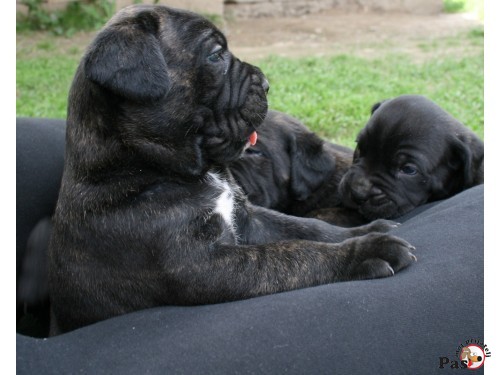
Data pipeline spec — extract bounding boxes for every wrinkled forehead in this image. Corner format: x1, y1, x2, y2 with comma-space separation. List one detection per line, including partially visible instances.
109, 5, 227, 48
359, 97, 455, 151
160, 7, 227, 47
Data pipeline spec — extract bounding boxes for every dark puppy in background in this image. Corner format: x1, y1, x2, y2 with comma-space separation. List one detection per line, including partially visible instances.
48, 5, 415, 335
230, 110, 356, 218
229, 111, 370, 227
231, 96, 483, 226
339, 94, 484, 220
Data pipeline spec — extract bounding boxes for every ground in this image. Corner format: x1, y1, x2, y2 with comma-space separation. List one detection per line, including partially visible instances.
225, 9, 483, 63
17, 8, 483, 62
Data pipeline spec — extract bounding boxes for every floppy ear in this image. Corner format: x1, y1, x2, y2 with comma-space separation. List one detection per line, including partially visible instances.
370, 100, 387, 115
449, 132, 484, 187
289, 131, 335, 201
432, 131, 484, 201
84, 11, 169, 101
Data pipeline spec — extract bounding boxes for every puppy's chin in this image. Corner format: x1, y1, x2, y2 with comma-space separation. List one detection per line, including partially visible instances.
203, 112, 266, 166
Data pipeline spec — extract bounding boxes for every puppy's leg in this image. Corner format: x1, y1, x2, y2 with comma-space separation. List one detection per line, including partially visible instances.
171, 233, 416, 304
305, 207, 369, 227
240, 205, 398, 245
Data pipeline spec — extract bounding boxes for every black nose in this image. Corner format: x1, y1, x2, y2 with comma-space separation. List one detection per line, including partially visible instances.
349, 177, 372, 203
262, 79, 270, 94
477, 356, 482, 361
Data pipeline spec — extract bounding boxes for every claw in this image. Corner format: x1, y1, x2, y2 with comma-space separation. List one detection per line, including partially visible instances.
387, 265, 395, 276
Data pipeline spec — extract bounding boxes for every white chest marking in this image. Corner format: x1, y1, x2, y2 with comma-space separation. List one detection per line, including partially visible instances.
207, 172, 235, 228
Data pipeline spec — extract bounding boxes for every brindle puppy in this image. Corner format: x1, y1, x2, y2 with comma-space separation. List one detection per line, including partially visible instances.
48, 5, 415, 335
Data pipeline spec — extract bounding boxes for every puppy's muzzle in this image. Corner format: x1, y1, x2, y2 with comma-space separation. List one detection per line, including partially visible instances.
349, 175, 375, 203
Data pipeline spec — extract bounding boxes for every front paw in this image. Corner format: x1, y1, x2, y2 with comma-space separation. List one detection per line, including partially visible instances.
349, 218, 400, 236
306, 207, 368, 227
341, 233, 416, 280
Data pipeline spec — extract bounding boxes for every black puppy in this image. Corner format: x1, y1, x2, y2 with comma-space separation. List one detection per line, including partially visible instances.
339, 95, 484, 220
229, 111, 369, 227
48, 5, 415, 335
230, 110, 355, 217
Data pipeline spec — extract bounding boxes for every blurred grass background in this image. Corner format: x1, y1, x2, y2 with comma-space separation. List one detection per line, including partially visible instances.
16, 0, 484, 148
257, 40, 483, 145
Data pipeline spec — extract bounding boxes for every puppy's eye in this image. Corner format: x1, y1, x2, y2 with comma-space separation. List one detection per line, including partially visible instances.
208, 49, 224, 63
400, 164, 418, 175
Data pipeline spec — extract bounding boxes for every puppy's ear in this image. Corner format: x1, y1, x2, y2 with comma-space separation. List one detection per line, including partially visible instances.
370, 100, 386, 115
84, 10, 169, 101
449, 132, 484, 187
289, 131, 335, 201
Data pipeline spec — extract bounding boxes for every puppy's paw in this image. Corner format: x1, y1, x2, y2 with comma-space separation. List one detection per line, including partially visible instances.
342, 233, 416, 280
349, 218, 400, 236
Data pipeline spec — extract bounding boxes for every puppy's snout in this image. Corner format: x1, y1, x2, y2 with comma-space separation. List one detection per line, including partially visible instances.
349, 177, 373, 203
248, 64, 269, 95
369, 186, 385, 202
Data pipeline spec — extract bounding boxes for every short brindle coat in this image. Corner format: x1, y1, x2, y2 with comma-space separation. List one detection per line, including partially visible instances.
48, 5, 415, 335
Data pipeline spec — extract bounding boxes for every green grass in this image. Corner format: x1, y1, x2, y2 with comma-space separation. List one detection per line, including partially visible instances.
443, 0, 484, 19
16, 30, 483, 148
259, 52, 483, 146
17, 55, 78, 118
17, 0, 115, 36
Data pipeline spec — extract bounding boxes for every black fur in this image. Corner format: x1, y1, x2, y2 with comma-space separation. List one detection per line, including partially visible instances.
339, 94, 484, 220
230, 110, 365, 225
48, 5, 415, 335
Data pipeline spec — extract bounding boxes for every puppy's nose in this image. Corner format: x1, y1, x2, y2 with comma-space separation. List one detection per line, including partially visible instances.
262, 79, 270, 95
350, 177, 372, 203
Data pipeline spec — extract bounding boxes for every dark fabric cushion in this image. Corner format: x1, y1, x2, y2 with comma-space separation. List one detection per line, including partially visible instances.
16, 118, 484, 374
16, 118, 66, 275
16, 118, 66, 337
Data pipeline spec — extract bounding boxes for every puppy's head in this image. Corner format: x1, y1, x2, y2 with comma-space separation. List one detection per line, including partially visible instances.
339, 95, 483, 220
69, 5, 268, 179
229, 111, 336, 210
